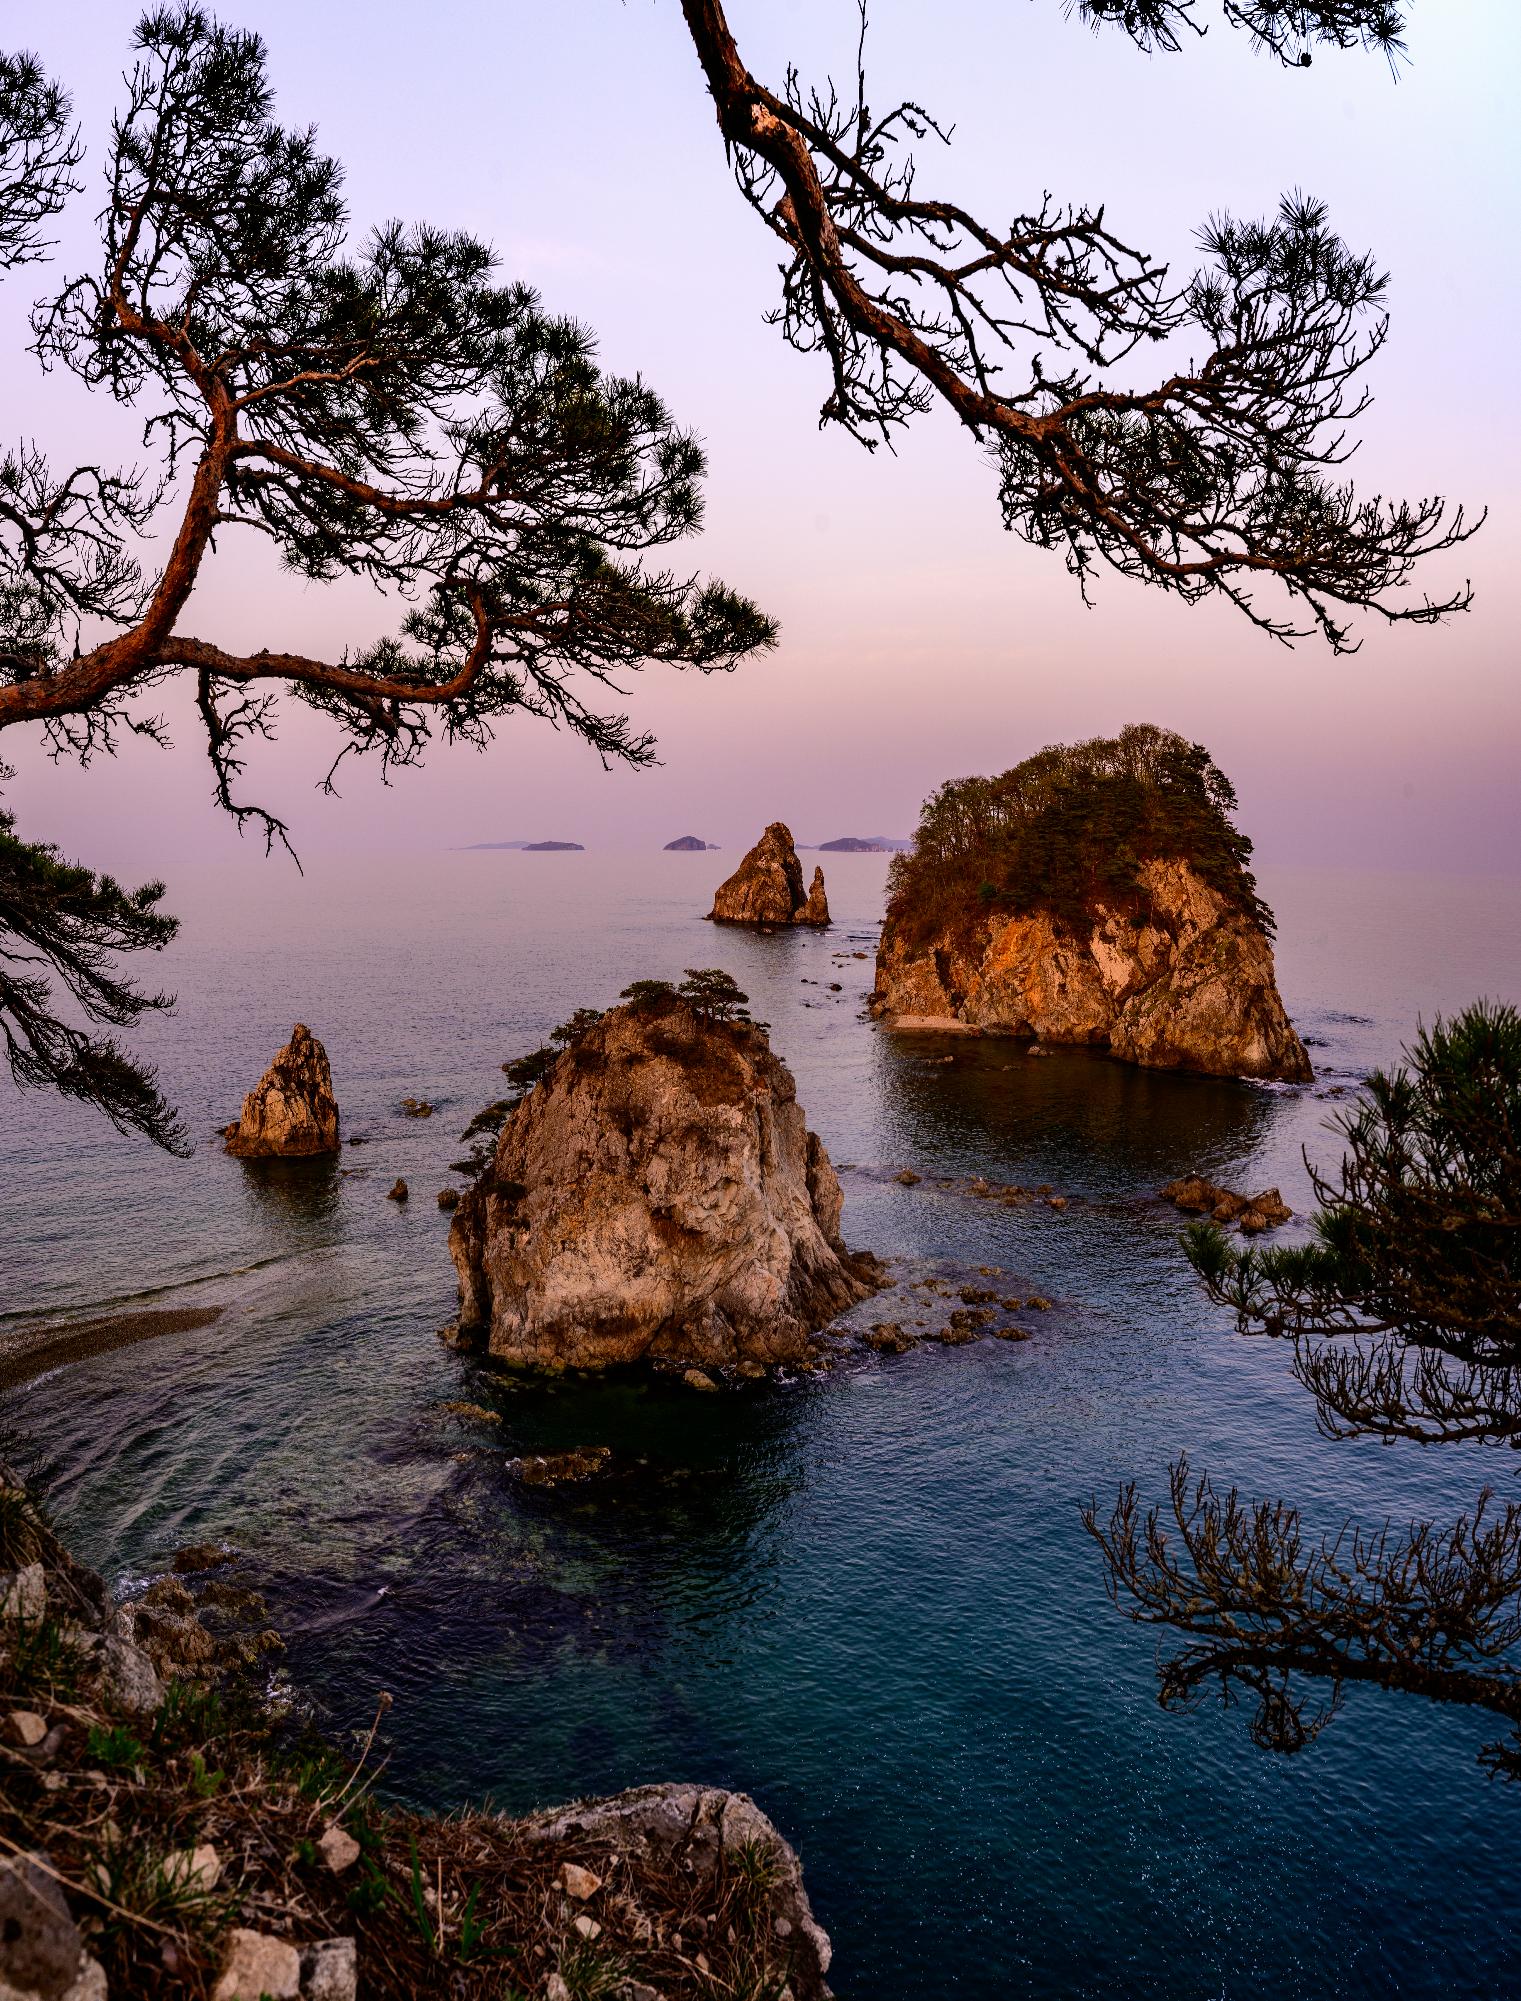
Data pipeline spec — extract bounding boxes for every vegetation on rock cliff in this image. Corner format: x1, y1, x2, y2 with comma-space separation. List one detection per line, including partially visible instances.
885, 724, 1273, 950
1089, 1001, 1521, 1775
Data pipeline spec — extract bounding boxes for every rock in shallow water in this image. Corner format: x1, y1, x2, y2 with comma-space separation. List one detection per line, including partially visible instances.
707, 822, 830, 927
225, 1023, 340, 1157
448, 995, 876, 1372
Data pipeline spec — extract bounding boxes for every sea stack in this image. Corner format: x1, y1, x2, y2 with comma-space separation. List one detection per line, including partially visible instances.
448, 992, 875, 1370
224, 1024, 341, 1157
707, 822, 830, 927
871, 727, 1312, 1083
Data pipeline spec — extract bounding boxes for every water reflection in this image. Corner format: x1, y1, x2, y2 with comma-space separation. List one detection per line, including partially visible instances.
876, 1035, 1286, 1193
233, 1152, 343, 1229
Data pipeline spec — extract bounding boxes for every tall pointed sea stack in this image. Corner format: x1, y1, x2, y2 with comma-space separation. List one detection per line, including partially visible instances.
707, 823, 830, 927
224, 1024, 341, 1156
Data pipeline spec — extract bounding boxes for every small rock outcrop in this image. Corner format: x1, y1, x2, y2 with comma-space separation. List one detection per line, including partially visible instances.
871, 729, 1311, 1083
1161, 1176, 1293, 1233
224, 1024, 340, 1157
664, 834, 714, 851
520, 1784, 833, 2000
707, 823, 830, 927
449, 995, 874, 1370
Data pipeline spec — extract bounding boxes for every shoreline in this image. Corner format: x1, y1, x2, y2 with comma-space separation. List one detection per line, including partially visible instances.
0, 1304, 226, 1392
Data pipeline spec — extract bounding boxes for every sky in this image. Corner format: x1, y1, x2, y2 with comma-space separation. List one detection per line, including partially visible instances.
3, 0, 1517, 872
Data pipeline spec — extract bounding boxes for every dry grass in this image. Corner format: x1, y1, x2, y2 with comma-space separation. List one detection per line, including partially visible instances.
1, 1475, 820, 1999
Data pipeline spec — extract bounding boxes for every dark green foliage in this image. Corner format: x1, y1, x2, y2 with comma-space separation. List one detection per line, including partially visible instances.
618, 978, 679, 1010
677, 967, 752, 1023
0, 47, 80, 273
6, 1612, 89, 1705
550, 1008, 604, 1045
0, 801, 186, 1150
1185, 1001, 1521, 1409
87, 1720, 149, 1771
0, 8, 774, 1147
886, 723, 1270, 949
1089, 1002, 1521, 1776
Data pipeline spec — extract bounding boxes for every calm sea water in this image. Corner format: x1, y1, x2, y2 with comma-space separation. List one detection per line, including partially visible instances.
4, 852, 1521, 1999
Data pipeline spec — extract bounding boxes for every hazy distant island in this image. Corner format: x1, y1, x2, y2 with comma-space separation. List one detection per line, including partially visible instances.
458, 839, 584, 851
664, 834, 717, 850
871, 725, 1311, 1083
813, 835, 913, 852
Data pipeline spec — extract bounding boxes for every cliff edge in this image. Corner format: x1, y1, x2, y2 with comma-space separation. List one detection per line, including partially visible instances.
871, 727, 1311, 1083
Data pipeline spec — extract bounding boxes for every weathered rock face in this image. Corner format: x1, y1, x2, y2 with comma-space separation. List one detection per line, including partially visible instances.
873, 858, 1311, 1082
707, 822, 829, 927
224, 1023, 340, 1156
521, 1784, 833, 1999
448, 997, 873, 1369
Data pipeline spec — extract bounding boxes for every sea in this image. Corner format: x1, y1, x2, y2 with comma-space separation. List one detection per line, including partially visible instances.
3, 851, 1520, 1999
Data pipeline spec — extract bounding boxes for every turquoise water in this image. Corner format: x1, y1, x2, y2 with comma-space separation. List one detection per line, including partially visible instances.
4, 853, 1521, 1997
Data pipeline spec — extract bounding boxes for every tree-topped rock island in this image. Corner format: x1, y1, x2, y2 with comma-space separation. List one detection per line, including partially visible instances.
871, 727, 1312, 1083
707, 822, 830, 926
448, 973, 876, 1372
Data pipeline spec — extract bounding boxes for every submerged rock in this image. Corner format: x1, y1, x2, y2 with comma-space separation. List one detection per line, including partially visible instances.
505, 1446, 612, 1487
1161, 1176, 1293, 1231
448, 994, 876, 1371
707, 822, 830, 927
224, 1023, 340, 1157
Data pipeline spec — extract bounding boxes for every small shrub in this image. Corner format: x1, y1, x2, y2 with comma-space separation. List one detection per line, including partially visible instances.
86, 1721, 148, 1772
5, 1613, 88, 1704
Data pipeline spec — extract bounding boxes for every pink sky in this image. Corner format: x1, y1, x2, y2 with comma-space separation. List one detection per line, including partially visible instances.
5, 0, 1517, 873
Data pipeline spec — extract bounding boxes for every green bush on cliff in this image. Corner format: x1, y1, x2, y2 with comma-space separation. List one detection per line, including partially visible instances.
886, 724, 1273, 947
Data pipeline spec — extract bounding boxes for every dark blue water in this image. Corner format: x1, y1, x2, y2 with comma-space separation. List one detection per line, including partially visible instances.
4, 853, 1520, 1998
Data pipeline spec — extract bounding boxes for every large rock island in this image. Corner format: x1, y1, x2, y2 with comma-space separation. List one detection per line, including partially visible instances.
224, 1023, 341, 1155
871, 727, 1311, 1082
449, 985, 874, 1369
707, 822, 830, 926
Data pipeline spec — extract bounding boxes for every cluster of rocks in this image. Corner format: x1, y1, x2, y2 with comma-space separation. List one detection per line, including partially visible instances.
1160, 1176, 1293, 1235
707, 822, 829, 928
893, 1167, 1073, 1212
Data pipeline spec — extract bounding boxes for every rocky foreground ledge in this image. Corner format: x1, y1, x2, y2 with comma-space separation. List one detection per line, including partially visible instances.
0, 1475, 833, 2000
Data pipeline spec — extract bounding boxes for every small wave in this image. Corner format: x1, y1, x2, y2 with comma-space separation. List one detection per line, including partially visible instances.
0, 1249, 310, 1329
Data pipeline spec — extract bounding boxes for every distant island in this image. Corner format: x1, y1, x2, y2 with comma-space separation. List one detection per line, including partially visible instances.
665, 835, 717, 851
815, 835, 912, 852
523, 840, 584, 851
